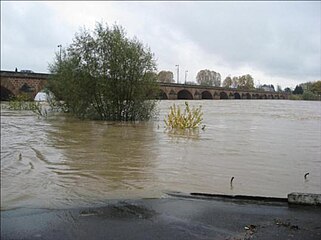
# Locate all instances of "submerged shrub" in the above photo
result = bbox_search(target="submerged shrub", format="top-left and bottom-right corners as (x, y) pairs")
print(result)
(164, 102), (203, 130)
(48, 22), (159, 121)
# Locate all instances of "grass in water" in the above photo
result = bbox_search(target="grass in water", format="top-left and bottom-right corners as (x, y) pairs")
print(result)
(7, 94), (47, 117)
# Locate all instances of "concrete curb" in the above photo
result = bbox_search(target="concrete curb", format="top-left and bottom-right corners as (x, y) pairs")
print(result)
(165, 191), (321, 206)
(288, 192), (321, 206)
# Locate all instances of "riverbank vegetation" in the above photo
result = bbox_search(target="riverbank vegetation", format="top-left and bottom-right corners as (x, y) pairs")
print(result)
(6, 93), (47, 117)
(47, 22), (159, 121)
(289, 81), (321, 101)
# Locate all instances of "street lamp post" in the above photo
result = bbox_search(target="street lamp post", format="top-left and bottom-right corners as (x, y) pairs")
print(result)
(57, 44), (62, 62)
(175, 64), (179, 84)
(185, 70), (188, 84)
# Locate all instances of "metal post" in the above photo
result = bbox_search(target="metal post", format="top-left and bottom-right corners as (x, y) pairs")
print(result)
(185, 70), (188, 84)
(175, 65), (179, 84)
(57, 44), (62, 62)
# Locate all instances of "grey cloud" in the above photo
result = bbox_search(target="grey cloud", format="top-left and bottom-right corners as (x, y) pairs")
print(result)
(146, 2), (320, 81)
(1, 1), (319, 84)
(1, 2), (73, 72)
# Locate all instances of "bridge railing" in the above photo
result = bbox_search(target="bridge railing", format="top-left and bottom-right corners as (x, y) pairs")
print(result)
(1, 70), (50, 80)
(159, 82), (288, 95)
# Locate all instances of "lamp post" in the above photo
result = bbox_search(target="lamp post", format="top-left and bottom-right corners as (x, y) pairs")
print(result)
(57, 44), (62, 62)
(185, 70), (188, 84)
(175, 64), (179, 84)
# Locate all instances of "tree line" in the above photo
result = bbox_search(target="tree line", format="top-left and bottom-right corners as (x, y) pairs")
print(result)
(287, 81), (321, 100)
(157, 69), (321, 99)
(157, 69), (255, 90)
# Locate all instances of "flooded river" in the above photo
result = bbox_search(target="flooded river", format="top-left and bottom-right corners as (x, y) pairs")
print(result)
(1, 100), (321, 210)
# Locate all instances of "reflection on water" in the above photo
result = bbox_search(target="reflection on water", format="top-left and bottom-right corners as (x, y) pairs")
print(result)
(1, 100), (321, 210)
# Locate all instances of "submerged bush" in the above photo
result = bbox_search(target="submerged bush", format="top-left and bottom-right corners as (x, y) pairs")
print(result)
(164, 102), (203, 130)
(48, 22), (159, 121)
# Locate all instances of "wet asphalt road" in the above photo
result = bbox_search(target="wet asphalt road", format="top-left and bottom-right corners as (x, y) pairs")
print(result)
(1, 197), (321, 240)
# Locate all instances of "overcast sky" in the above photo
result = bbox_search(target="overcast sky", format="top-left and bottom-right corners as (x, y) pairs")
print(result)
(1, 1), (320, 88)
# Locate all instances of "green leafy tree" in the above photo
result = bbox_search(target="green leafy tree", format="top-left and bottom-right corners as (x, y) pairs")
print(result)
(237, 74), (255, 89)
(302, 91), (318, 100)
(293, 85), (303, 95)
(300, 82), (313, 92)
(284, 87), (292, 93)
(157, 71), (174, 83)
(48, 23), (159, 121)
(311, 81), (321, 95)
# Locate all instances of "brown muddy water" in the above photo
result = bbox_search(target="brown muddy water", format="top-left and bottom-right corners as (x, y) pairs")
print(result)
(1, 100), (320, 210)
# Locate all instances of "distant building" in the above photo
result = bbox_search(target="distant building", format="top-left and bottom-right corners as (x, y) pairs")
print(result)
(261, 84), (275, 92)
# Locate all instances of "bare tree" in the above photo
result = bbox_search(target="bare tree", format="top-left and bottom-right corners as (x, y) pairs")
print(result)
(196, 69), (221, 86)
(157, 71), (174, 83)
(232, 76), (239, 88)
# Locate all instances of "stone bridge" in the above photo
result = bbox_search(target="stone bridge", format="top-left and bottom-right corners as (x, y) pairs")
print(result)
(159, 83), (288, 100)
(1, 70), (288, 100)
(1, 71), (49, 100)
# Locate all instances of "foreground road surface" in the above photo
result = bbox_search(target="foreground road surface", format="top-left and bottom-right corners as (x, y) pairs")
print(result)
(2, 196), (321, 240)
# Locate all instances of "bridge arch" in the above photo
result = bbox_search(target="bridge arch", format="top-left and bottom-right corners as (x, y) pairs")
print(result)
(242, 93), (251, 99)
(1, 86), (14, 101)
(177, 89), (193, 99)
(159, 89), (168, 99)
(20, 83), (34, 93)
(234, 92), (241, 99)
(220, 92), (228, 99)
(201, 91), (213, 99)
